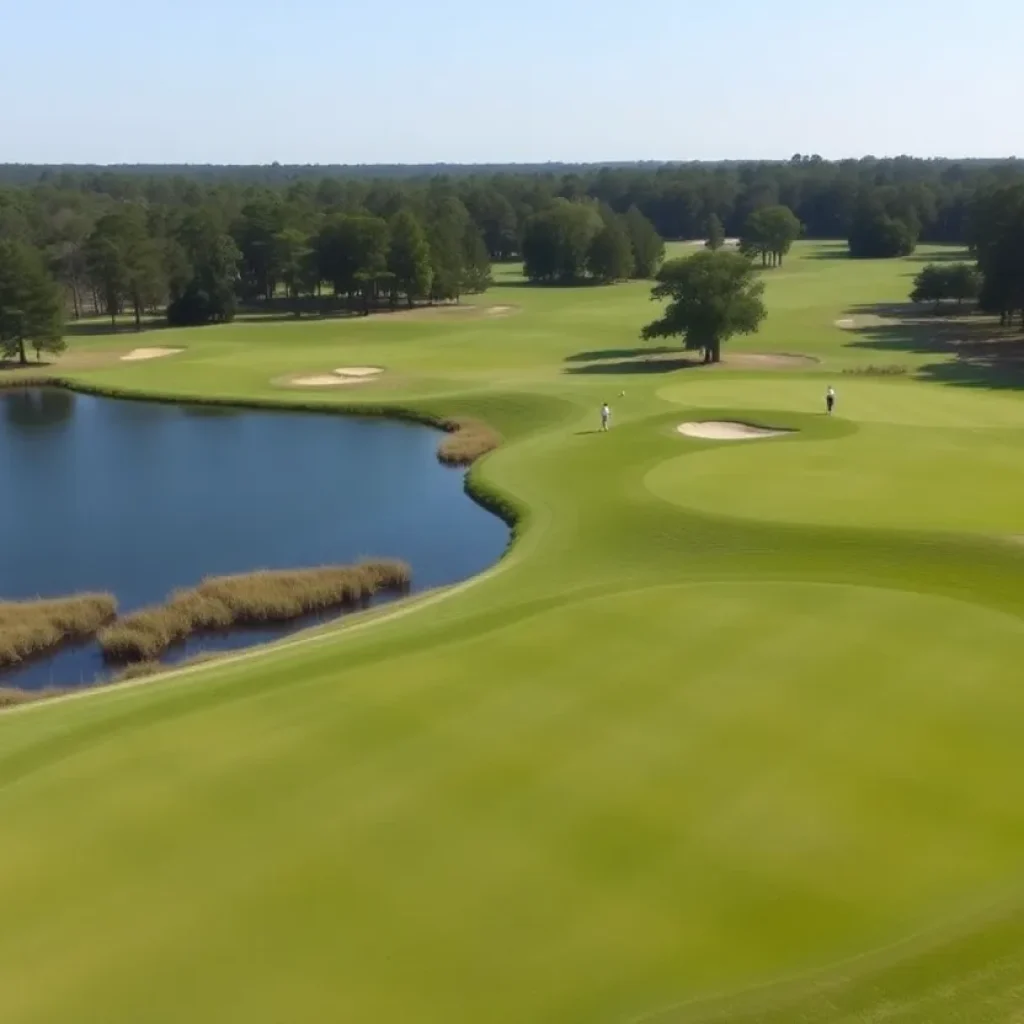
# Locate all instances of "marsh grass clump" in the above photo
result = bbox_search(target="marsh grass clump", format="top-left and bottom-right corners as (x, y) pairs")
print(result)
(0, 593), (118, 669)
(437, 417), (501, 466)
(842, 364), (909, 376)
(99, 560), (411, 664)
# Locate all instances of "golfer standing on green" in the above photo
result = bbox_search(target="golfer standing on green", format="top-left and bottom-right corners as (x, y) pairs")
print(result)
(601, 402), (611, 431)
(825, 386), (836, 415)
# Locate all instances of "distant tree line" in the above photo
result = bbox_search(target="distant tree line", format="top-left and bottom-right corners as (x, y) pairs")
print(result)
(4, 156), (1024, 352)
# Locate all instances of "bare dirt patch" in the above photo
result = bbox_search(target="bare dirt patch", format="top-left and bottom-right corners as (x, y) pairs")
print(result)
(121, 347), (183, 361)
(380, 303), (517, 322)
(677, 420), (795, 441)
(283, 366), (384, 388)
(725, 352), (819, 369)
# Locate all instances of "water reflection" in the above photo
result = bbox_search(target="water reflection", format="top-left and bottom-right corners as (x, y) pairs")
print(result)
(3, 387), (76, 429)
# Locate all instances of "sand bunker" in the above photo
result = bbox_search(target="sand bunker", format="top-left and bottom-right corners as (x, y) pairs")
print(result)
(288, 366), (384, 387)
(677, 421), (794, 441)
(485, 305), (514, 315)
(120, 347), (183, 361)
(835, 314), (901, 330)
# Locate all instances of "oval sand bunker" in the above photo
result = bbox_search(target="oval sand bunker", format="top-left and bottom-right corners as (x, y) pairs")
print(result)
(289, 366), (384, 387)
(121, 347), (183, 361)
(677, 420), (794, 441)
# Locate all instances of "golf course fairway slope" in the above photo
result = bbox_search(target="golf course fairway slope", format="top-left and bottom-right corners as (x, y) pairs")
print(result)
(4, 243), (1024, 1024)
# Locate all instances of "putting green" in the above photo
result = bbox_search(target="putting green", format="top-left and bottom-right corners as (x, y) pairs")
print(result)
(649, 424), (1024, 534)
(3, 242), (1024, 1023)
(658, 376), (1024, 429)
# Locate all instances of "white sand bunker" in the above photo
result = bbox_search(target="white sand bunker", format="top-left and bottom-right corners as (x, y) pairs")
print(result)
(835, 314), (901, 330)
(120, 347), (183, 361)
(289, 366), (384, 387)
(485, 305), (514, 315)
(677, 420), (794, 441)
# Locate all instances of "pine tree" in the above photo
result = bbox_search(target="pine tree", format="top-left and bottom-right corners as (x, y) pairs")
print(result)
(387, 210), (433, 305)
(624, 206), (666, 277)
(0, 239), (64, 365)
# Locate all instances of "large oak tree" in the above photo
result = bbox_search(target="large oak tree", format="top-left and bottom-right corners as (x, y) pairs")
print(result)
(641, 250), (765, 363)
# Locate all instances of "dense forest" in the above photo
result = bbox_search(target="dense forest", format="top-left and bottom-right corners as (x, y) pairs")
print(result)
(2, 157), (1024, 363)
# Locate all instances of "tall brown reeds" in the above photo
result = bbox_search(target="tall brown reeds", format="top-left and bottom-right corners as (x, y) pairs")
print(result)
(437, 417), (501, 466)
(0, 593), (118, 669)
(98, 559), (411, 664)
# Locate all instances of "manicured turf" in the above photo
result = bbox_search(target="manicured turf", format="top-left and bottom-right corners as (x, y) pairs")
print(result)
(3, 242), (1024, 1023)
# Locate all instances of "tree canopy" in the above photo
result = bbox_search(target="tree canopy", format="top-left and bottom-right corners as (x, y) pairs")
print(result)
(740, 205), (802, 266)
(847, 196), (919, 258)
(910, 263), (980, 310)
(641, 250), (766, 363)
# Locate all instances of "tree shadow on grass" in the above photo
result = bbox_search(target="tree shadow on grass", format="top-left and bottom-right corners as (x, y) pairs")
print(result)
(565, 346), (677, 363)
(840, 302), (1024, 390)
(566, 356), (702, 375)
(915, 357), (1024, 391)
(804, 243), (851, 260)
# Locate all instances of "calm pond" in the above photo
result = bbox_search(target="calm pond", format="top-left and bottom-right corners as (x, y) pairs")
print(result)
(0, 388), (509, 690)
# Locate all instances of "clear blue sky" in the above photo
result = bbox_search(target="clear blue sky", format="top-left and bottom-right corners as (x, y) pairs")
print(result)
(2, 0), (1021, 164)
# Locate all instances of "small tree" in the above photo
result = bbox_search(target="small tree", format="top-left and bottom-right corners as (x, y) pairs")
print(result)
(848, 205), (918, 258)
(0, 240), (64, 365)
(741, 206), (801, 267)
(910, 264), (947, 311)
(704, 213), (726, 251)
(911, 262), (981, 311)
(641, 250), (766, 364)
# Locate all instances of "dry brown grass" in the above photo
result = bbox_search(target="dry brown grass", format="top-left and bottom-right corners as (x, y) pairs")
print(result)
(112, 650), (228, 683)
(0, 593), (118, 669)
(0, 685), (75, 708)
(98, 560), (411, 663)
(437, 417), (501, 466)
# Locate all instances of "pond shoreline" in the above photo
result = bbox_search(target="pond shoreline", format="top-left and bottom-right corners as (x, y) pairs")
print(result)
(0, 382), (520, 702)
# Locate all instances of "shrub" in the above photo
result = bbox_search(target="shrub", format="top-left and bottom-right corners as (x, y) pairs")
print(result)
(841, 364), (909, 376)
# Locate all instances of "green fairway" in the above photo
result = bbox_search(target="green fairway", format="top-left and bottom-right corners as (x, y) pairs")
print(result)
(4, 242), (1024, 1023)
